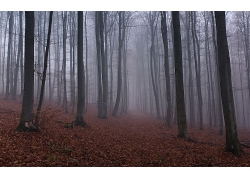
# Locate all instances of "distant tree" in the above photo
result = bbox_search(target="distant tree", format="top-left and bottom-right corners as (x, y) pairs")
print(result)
(191, 11), (203, 130)
(5, 11), (14, 100)
(84, 11), (89, 113)
(62, 11), (68, 113)
(146, 11), (161, 119)
(12, 11), (23, 100)
(15, 11), (35, 132)
(112, 11), (125, 117)
(215, 11), (243, 156)
(95, 11), (104, 118)
(160, 11), (171, 126)
(172, 11), (189, 139)
(74, 11), (88, 127)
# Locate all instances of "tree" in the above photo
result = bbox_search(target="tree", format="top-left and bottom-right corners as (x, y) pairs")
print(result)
(12, 11), (23, 100)
(214, 11), (243, 156)
(95, 11), (104, 118)
(112, 11), (125, 117)
(147, 11), (161, 119)
(211, 12), (223, 134)
(74, 11), (88, 127)
(191, 11), (203, 130)
(4, 11), (13, 100)
(15, 11), (35, 132)
(160, 11), (172, 126)
(34, 11), (53, 128)
(172, 11), (189, 139)
(62, 11), (68, 113)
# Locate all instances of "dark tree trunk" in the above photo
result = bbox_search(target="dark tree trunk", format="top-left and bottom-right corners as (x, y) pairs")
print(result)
(34, 11), (53, 128)
(172, 11), (189, 139)
(215, 11), (243, 156)
(16, 11), (35, 132)
(211, 12), (223, 134)
(74, 11), (88, 127)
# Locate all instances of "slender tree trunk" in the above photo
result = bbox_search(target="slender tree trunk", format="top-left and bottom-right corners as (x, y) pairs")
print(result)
(112, 12), (125, 117)
(191, 12), (203, 130)
(2, 19), (8, 95)
(62, 12), (68, 113)
(34, 11), (53, 128)
(85, 11), (89, 113)
(172, 11), (189, 139)
(161, 11), (172, 127)
(5, 12), (14, 100)
(100, 11), (108, 118)
(185, 12), (195, 128)
(74, 11), (88, 127)
(95, 12), (103, 118)
(12, 11), (23, 100)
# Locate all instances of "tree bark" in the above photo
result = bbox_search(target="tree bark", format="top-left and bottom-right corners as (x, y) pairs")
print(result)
(112, 12), (125, 117)
(5, 12), (14, 100)
(172, 11), (189, 139)
(74, 11), (88, 127)
(161, 11), (172, 127)
(16, 11), (35, 132)
(34, 11), (53, 128)
(215, 11), (243, 156)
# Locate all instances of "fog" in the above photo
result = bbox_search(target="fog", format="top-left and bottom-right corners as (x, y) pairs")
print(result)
(0, 11), (250, 129)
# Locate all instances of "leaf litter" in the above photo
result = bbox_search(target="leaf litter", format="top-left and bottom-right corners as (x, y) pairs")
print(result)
(0, 97), (250, 166)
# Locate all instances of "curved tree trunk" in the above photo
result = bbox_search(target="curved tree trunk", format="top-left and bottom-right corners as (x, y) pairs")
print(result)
(34, 11), (53, 128)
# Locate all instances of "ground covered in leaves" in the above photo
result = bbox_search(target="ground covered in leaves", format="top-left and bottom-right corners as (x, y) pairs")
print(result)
(1, 97), (250, 167)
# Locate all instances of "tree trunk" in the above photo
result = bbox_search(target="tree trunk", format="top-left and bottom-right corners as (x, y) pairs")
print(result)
(172, 11), (189, 139)
(5, 11), (14, 100)
(62, 12), (68, 113)
(191, 11), (203, 130)
(211, 12), (223, 134)
(34, 11), (53, 128)
(12, 11), (23, 100)
(215, 11), (243, 156)
(161, 11), (172, 127)
(112, 12), (125, 117)
(74, 11), (88, 127)
(16, 11), (35, 132)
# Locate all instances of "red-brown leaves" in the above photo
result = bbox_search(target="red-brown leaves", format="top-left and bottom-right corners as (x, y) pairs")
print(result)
(1, 97), (250, 166)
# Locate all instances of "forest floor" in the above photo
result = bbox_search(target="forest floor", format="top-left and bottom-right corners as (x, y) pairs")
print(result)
(1, 97), (250, 167)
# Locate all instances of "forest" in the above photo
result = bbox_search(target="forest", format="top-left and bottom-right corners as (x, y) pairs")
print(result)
(1, 10), (250, 169)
